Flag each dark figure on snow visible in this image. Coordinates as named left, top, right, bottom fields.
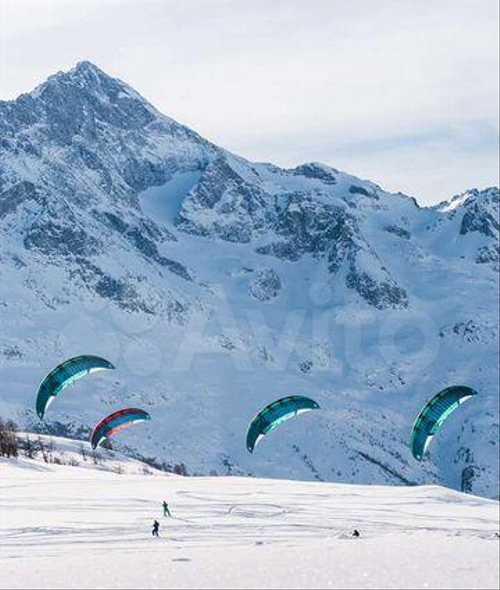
left=152, top=520, right=160, bottom=537
left=163, top=501, right=172, bottom=517
left=352, top=529, right=360, bottom=538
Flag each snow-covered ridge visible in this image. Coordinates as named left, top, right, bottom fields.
left=4, top=433, right=171, bottom=477
left=0, top=62, right=498, bottom=499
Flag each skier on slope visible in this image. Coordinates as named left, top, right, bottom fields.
left=163, top=501, right=172, bottom=517
left=152, top=520, right=160, bottom=537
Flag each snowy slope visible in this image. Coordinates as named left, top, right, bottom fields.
left=0, top=62, right=498, bottom=498
left=10, top=432, right=171, bottom=476
left=0, top=454, right=498, bottom=590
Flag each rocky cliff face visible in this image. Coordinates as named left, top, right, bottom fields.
left=0, top=62, right=498, bottom=497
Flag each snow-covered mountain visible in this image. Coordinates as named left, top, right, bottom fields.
left=0, top=62, right=498, bottom=497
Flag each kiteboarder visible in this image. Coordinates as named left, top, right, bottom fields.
left=152, top=520, right=160, bottom=537
left=163, top=501, right=172, bottom=517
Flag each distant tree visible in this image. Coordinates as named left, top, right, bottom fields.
left=173, top=462, right=188, bottom=476
left=5, top=419, right=18, bottom=433
left=101, top=439, right=113, bottom=451
left=22, top=435, right=39, bottom=459
left=0, top=417, right=19, bottom=458
left=37, top=436, right=48, bottom=463
left=79, top=443, right=88, bottom=462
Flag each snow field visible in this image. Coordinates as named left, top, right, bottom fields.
left=1, top=454, right=498, bottom=589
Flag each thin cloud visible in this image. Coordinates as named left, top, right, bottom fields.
left=1, top=0, right=498, bottom=204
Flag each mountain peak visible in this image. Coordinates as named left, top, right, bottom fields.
left=0, top=61, right=169, bottom=142
left=63, top=60, right=113, bottom=85
left=437, top=186, right=499, bottom=213
left=73, top=60, right=105, bottom=74
left=18, top=61, right=143, bottom=109
left=46, top=60, right=125, bottom=93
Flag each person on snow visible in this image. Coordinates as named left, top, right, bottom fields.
left=352, top=529, right=360, bottom=538
left=152, top=520, right=160, bottom=537
left=163, top=501, right=172, bottom=517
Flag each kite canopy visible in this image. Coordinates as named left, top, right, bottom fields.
left=36, top=355, right=115, bottom=419
left=410, top=385, right=478, bottom=461
left=91, top=408, right=151, bottom=449
left=246, top=395, right=320, bottom=453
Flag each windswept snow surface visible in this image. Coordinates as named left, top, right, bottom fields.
left=0, top=456, right=498, bottom=589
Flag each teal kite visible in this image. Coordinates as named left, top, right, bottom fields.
left=410, top=385, right=477, bottom=460
left=246, top=395, right=320, bottom=453
left=36, top=355, right=115, bottom=419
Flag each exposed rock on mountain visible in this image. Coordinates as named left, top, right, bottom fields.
left=0, top=62, right=498, bottom=497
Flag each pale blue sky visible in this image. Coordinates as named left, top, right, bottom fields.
left=1, top=0, right=498, bottom=204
